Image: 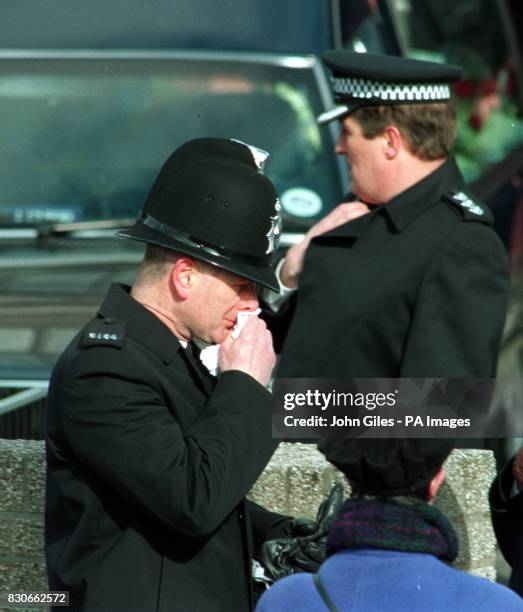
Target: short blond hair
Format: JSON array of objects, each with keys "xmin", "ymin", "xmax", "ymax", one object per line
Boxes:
[{"xmin": 134, "ymin": 244, "xmax": 216, "ymax": 287}]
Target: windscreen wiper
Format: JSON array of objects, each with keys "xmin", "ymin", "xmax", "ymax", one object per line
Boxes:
[
  {"xmin": 36, "ymin": 218, "xmax": 136, "ymax": 238},
  {"xmin": 0, "ymin": 218, "xmax": 136, "ymax": 240}
]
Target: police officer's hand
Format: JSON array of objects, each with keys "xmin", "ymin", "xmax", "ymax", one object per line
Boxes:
[
  {"xmin": 219, "ymin": 316, "xmax": 276, "ymax": 386},
  {"xmin": 279, "ymin": 201, "xmax": 369, "ymax": 288}
]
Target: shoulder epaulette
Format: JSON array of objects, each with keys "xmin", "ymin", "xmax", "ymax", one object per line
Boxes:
[
  {"xmin": 81, "ymin": 317, "xmax": 126, "ymax": 349},
  {"xmin": 443, "ymin": 190, "xmax": 493, "ymax": 224}
]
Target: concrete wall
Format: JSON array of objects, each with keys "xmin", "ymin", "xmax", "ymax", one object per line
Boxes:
[
  {"xmin": 0, "ymin": 440, "xmax": 46, "ymax": 598},
  {"xmin": 0, "ymin": 440, "xmax": 497, "ymax": 603}
]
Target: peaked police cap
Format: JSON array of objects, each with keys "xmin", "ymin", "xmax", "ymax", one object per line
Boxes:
[
  {"xmin": 117, "ymin": 138, "xmax": 281, "ymax": 291},
  {"xmin": 318, "ymin": 50, "xmax": 463, "ymax": 125}
]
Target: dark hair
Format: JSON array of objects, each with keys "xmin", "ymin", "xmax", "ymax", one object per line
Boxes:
[
  {"xmin": 349, "ymin": 486, "xmax": 429, "ymax": 502},
  {"xmin": 351, "ymin": 100, "xmax": 457, "ymax": 160},
  {"xmin": 318, "ymin": 437, "xmax": 453, "ymax": 498}
]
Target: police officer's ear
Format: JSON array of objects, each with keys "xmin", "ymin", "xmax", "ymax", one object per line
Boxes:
[
  {"xmin": 382, "ymin": 125, "xmax": 402, "ymax": 160},
  {"xmin": 170, "ymin": 257, "xmax": 200, "ymax": 300}
]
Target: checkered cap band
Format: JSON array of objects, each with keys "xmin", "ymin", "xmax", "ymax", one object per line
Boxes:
[{"xmin": 332, "ymin": 76, "xmax": 451, "ymax": 102}]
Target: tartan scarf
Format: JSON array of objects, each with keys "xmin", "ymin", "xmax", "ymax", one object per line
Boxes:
[{"xmin": 326, "ymin": 498, "xmax": 458, "ymax": 563}]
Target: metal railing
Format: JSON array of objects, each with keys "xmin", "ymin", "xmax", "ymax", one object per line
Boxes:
[{"xmin": 0, "ymin": 381, "xmax": 48, "ymax": 439}]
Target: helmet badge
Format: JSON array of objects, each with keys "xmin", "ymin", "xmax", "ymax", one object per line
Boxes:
[{"xmin": 266, "ymin": 199, "xmax": 282, "ymax": 254}]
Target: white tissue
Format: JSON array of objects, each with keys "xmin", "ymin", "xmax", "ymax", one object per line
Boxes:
[
  {"xmin": 230, "ymin": 308, "xmax": 261, "ymax": 339},
  {"xmin": 199, "ymin": 309, "xmax": 261, "ymax": 376}
]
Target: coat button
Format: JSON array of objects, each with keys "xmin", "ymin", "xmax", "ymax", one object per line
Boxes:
[{"xmin": 104, "ymin": 318, "xmax": 116, "ymax": 325}]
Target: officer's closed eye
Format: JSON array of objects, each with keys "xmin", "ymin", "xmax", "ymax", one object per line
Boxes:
[
  {"xmin": 236, "ymin": 282, "xmax": 254, "ymax": 292},
  {"xmin": 234, "ymin": 282, "xmax": 257, "ymax": 298}
]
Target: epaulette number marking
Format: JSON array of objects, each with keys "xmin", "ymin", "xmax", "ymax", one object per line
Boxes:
[
  {"xmin": 81, "ymin": 319, "xmax": 125, "ymax": 349},
  {"xmin": 88, "ymin": 332, "xmax": 119, "ymax": 341}
]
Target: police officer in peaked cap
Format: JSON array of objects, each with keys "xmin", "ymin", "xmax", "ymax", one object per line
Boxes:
[
  {"xmin": 45, "ymin": 138, "xmax": 308, "ymax": 612},
  {"xmin": 266, "ymin": 51, "xmax": 509, "ymax": 385}
]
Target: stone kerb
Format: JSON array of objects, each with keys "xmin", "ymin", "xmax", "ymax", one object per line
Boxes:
[{"xmin": 0, "ymin": 440, "xmax": 497, "ymax": 603}]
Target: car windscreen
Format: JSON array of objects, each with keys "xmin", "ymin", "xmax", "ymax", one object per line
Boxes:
[{"xmin": 0, "ymin": 52, "xmax": 342, "ymax": 232}]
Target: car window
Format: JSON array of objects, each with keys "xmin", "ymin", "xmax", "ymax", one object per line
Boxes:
[
  {"xmin": 0, "ymin": 53, "xmax": 342, "ymax": 232},
  {"xmin": 390, "ymin": 0, "xmax": 523, "ymax": 183}
]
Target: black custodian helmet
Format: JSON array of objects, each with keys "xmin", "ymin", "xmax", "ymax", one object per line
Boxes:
[{"xmin": 117, "ymin": 138, "xmax": 282, "ymax": 291}]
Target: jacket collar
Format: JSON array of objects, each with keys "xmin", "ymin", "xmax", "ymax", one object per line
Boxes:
[
  {"xmin": 318, "ymin": 156, "xmax": 464, "ymax": 239},
  {"xmin": 380, "ymin": 156, "xmax": 464, "ymax": 232},
  {"xmin": 318, "ymin": 208, "xmax": 377, "ymax": 240},
  {"xmin": 98, "ymin": 283, "xmax": 182, "ymax": 365}
]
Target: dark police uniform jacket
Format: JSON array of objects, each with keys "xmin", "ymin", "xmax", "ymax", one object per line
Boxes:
[
  {"xmin": 274, "ymin": 157, "xmax": 509, "ymax": 379},
  {"xmin": 45, "ymin": 283, "xmax": 282, "ymax": 612},
  {"xmin": 490, "ymin": 456, "xmax": 523, "ymax": 597}
]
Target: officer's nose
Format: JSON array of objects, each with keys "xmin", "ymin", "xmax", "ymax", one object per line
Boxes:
[{"xmin": 335, "ymin": 131, "xmax": 346, "ymax": 155}]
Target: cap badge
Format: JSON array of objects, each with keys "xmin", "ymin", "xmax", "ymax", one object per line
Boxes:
[
  {"xmin": 452, "ymin": 191, "xmax": 484, "ymax": 216},
  {"xmin": 266, "ymin": 199, "xmax": 282, "ymax": 254}
]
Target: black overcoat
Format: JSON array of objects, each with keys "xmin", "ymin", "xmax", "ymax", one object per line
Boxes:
[
  {"xmin": 45, "ymin": 284, "xmax": 281, "ymax": 612},
  {"xmin": 275, "ymin": 157, "xmax": 509, "ymax": 379},
  {"xmin": 490, "ymin": 456, "xmax": 523, "ymax": 597}
]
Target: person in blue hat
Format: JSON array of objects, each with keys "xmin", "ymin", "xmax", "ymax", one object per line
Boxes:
[
  {"xmin": 256, "ymin": 437, "xmax": 523, "ymax": 611},
  {"xmin": 266, "ymin": 51, "xmax": 509, "ymax": 384},
  {"xmin": 45, "ymin": 138, "xmax": 310, "ymax": 612}
]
